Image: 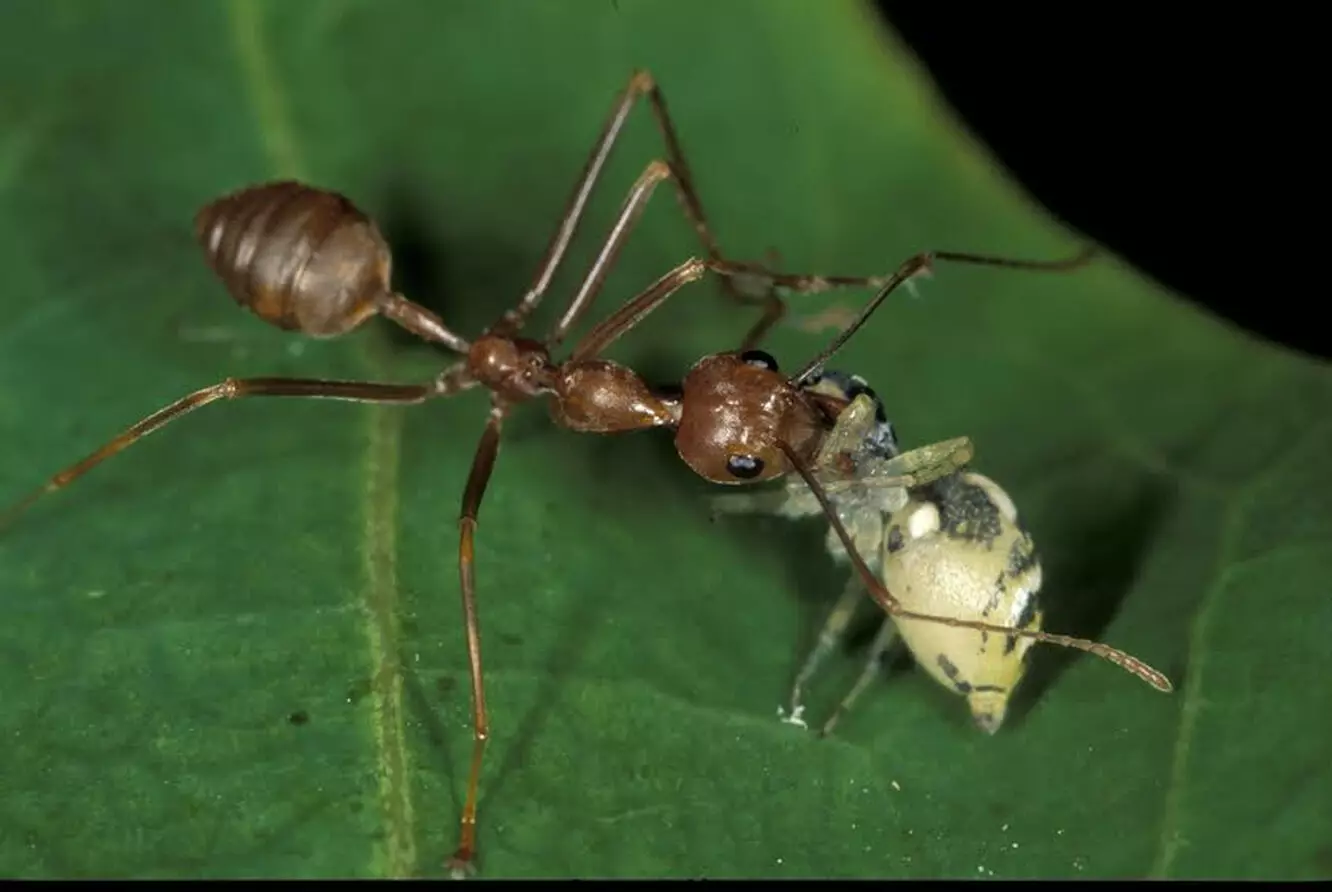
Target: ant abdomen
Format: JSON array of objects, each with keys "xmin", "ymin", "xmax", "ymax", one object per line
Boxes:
[{"xmin": 194, "ymin": 181, "xmax": 392, "ymax": 338}]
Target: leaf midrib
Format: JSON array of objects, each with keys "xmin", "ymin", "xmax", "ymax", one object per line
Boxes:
[{"xmin": 227, "ymin": 0, "xmax": 415, "ymax": 877}]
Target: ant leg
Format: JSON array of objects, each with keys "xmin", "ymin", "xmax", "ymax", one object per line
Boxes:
[
  {"xmin": 776, "ymin": 440, "xmax": 1174, "ymax": 693},
  {"xmin": 446, "ymin": 404, "xmax": 505, "ymax": 879},
  {"xmin": 789, "ymin": 246, "xmax": 1097, "ymax": 385},
  {"xmin": 630, "ymin": 72, "xmax": 783, "ymax": 317},
  {"xmin": 0, "ymin": 378, "xmax": 440, "ymax": 531},
  {"xmin": 820, "ymin": 620, "xmax": 902, "ymax": 738},
  {"xmin": 710, "ymin": 260, "xmax": 896, "ymax": 352},
  {"xmin": 501, "ymin": 70, "xmax": 734, "ymax": 335},
  {"xmin": 783, "ymin": 577, "xmax": 863, "ymax": 729},
  {"xmin": 543, "ymin": 153, "xmax": 764, "ymax": 352},
  {"xmin": 712, "ymin": 243, "xmax": 1098, "ymax": 353},
  {"xmin": 545, "ymin": 159, "xmax": 674, "ymax": 348},
  {"xmin": 567, "ymin": 256, "xmax": 708, "ymax": 362}
]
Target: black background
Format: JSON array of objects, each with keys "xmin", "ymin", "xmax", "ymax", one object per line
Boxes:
[{"xmin": 873, "ymin": 5, "xmax": 1321, "ymax": 361}]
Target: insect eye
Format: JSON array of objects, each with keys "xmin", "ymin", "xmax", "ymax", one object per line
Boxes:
[
  {"xmin": 739, "ymin": 349, "xmax": 778, "ymax": 372},
  {"xmin": 726, "ymin": 454, "xmax": 765, "ymax": 479}
]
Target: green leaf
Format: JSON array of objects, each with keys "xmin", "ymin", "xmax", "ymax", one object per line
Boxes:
[{"xmin": 1, "ymin": 0, "xmax": 1327, "ymax": 880}]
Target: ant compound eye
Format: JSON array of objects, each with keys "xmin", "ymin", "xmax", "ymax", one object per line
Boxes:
[
  {"xmin": 739, "ymin": 349, "xmax": 779, "ymax": 372},
  {"xmin": 726, "ymin": 454, "xmax": 765, "ymax": 479}
]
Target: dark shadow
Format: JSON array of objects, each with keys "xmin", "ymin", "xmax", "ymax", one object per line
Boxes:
[
  {"xmin": 1002, "ymin": 469, "xmax": 1177, "ymax": 727},
  {"xmin": 476, "ymin": 550, "xmax": 611, "ymax": 835},
  {"xmin": 373, "ymin": 182, "xmax": 538, "ymax": 354},
  {"xmin": 400, "ymin": 659, "xmax": 459, "ymax": 808},
  {"xmin": 705, "ymin": 490, "xmax": 857, "ymax": 702}
]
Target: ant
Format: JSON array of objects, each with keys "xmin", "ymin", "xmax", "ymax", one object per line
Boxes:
[{"xmin": 0, "ymin": 71, "xmax": 1172, "ymax": 877}]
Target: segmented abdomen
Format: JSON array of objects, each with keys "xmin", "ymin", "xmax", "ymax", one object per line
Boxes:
[{"xmin": 194, "ymin": 180, "xmax": 391, "ymax": 337}]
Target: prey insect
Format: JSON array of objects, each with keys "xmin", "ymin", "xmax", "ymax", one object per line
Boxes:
[
  {"xmin": 714, "ymin": 372, "xmax": 1052, "ymax": 736},
  {"xmin": 1, "ymin": 71, "xmax": 1172, "ymax": 877}
]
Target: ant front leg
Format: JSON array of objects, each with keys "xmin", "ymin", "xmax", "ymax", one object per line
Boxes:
[{"xmin": 1, "ymin": 377, "xmax": 444, "ymax": 530}]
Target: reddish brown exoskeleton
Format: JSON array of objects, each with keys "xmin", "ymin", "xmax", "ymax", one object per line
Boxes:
[{"xmin": 1, "ymin": 70, "xmax": 1172, "ymax": 877}]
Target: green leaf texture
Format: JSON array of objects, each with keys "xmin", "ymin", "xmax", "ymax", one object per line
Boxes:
[{"xmin": 0, "ymin": 0, "xmax": 1327, "ymax": 880}]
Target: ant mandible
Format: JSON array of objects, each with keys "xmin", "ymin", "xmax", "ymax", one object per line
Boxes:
[{"xmin": 1, "ymin": 70, "xmax": 1171, "ymax": 877}]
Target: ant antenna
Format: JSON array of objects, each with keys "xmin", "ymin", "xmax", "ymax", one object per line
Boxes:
[
  {"xmin": 776, "ymin": 440, "xmax": 1174, "ymax": 693},
  {"xmin": 791, "ymin": 245, "xmax": 1099, "ymax": 386}
]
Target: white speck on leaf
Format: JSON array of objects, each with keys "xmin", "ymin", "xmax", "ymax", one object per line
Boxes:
[{"xmin": 891, "ymin": 780, "xmax": 901, "ymax": 791}]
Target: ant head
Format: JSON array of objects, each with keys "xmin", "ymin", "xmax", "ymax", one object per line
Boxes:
[{"xmin": 674, "ymin": 349, "xmax": 825, "ymax": 484}]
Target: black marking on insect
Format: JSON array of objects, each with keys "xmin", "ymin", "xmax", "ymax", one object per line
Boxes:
[
  {"xmin": 1006, "ymin": 536, "xmax": 1039, "ymax": 578},
  {"xmin": 924, "ymin": 474, "xmax": 1004, "ymax": 548},
  {"xmin": 804, "ymin": 368, "xmax": 898, "ymax": 458},
  {"xmin": 937, "ymin": 653, "xmax": 973, "ymax": 693},
  {"xmin": 1004, "ymin": 590, "xmax": 1043, "ymax": 655},
  {"xmin": 886, "ymin": 524, "xmax": 905, "ymax": 554},
  {"xmin": 986, "ymin": 572, "xmax": 1008, "ymax": 617}
]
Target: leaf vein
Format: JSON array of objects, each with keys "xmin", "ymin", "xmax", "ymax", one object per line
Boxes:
[
  {"xmin": 226, "ymin": 0, "xmax": 415, "ymax": 876},
  {"xmin": 1151, "ymin": 491, "xmax": 1243, "ymax": 877}
]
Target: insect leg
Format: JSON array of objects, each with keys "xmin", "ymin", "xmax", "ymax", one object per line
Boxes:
[
  {"xmin": 501, "ymin": 70, "xmax": 735, "ymax": 334},
  {"xmin": 784, "ymin": 576, "xmax": 864, "ymax": 728},
  {"xmin": 0, "ymin": 377, "xmax": 437, "ymax": 531},
  {"xmin": 820, "ymin": 619, "xmax": 902, "ymax": 738},
  {"xmin": 708, "ymin": 487, "xmax": 802, "ymax": 519},
  {"xmin": 544, "ymin": 159, "xmax": 678, "ymax": 348},
  {"xmin": 567, "ymin": 256, "xmax": 708, "ymax": 362},
  {"xmin": 710, "ymin": 242, "xmax": 1096, "ymax": 353},
  {"xmin": 791, "ymin": 246, "xmax": 1097, "ymax": 384},
  {"xmin": 447, "ymin": 404, "xmax": 505, "ymax": 878}
]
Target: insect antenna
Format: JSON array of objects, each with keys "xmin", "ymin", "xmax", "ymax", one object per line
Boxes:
[{"xmin": 776, "ymin": 440, "xmax": 1173, "ymax": 693}]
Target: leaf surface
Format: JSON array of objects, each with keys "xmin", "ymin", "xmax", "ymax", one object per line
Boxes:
[{"xmin": 0, "ymin": 0, "xmax": 1327, "ymax": 879}]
